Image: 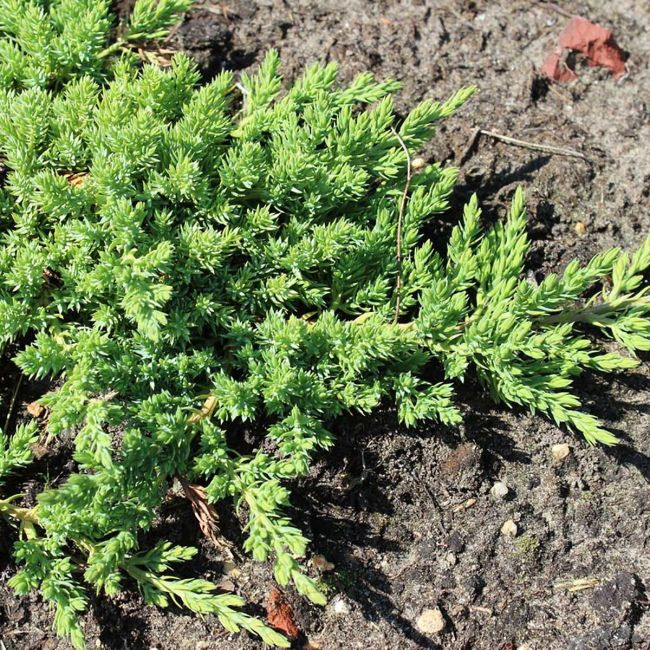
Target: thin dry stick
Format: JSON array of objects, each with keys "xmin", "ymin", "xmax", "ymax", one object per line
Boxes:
[
  {"xmin": 390, "ymin": 128, "xmax": 412, "ymax": 324},
  {"xmin": 3, "ymin": 375, "xmax": 23, "ymax": 434},
  {"xmin": 533, "ymin": 0, "xmax": 574, "ymax": 19},
  {"xmin": 479, "ymin": 129, "xmax": 589, "ymax": 161}
]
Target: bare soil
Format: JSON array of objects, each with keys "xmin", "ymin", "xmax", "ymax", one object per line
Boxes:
[{"xmin": 2, "ymin": 1, "xmax": 650, "ymax": 649}]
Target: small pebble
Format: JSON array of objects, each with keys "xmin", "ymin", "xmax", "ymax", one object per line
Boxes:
[
  {"xmin": 416, "ymin": 607, "xmax": 446, "ymax": 635},
  {"xmin": 501, "ymin": 519, "xmax": 518, "ymax": 538},
  {"xmin": 574, "ymin": 221, "xmax": 587, "ymax": 236},
  {"xmin": 332, "ymin": 597, "xmax": 351, "ymax": 616},
  {"xmin": 195, "ymin": 643, "xmax": 211, "ymax": 650},
  {"xmin": 552, "ymin": 443, "xmax": 571, "ymax": 462},
  {"xmin": 490, "ymin": 481, "xmax": 509, "ymax": 499},
  {"xmin": 445, "ymin": 552, "xmax": 457, "ymax": 566},
  {"xmin": 411, "ymin": 156, "xmax": 427, "ymax": 170}
]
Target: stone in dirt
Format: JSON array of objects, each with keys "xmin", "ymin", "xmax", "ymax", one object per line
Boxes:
[
  {"xmin": 551, "ymin": 443, "xmax": 571, "ymax": 462},
  {"xmin": 332, "ymin": 597, "xmax": 351, "ymax": 616},
  {"xmin": 416, "ymin": 607, "xmax": 446, "ymax": 636},
  {"xmin": 501, "ymin": 519, "xmax": 518, "ymax": 537},
  {"xmin": 490, "ymin": 481, "xmax": 509, "ymax": 499},
  {"xmin": 445, "ymin": 552, "xmax": 457, "ymax": 566}
]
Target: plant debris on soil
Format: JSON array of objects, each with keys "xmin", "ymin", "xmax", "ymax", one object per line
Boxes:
[{"xmin": 2, "ymin": 1, "xmax": 650, "ymax": 649}]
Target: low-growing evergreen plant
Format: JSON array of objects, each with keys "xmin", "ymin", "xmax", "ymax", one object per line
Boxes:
[{"xmin": 0, "ymin": 0, "xmax": 649, "ymax": 647}]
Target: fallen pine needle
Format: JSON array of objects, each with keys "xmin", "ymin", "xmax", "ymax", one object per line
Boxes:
[
  {"xmin": 479, "ymin": 129, "xmax": 589, "ymax": 161},
  {"xmin": 554, "ymin": 577, "xmax": 601, "ymax": 592},
  {"xmin": 451, "ymin": 497, "xmax": 478, "ymax": 512},
  {"xmin": 533, "ymin": 0, "xmax": 574, "ymax": 19}
]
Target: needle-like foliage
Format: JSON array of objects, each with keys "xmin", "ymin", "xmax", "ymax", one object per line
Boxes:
[{"xmin": 1, "ymin": 1, "xmax": 649, "ymax": 647}]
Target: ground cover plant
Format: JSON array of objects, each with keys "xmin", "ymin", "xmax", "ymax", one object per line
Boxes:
[{"xmin": 0, "ymin": 1, "xmax": 649, "ymax": 648}]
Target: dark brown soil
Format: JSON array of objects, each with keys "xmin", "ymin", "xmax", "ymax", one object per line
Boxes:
[{"xmin": 2, "ymin": 1, "xmax": 650, "ymax": 649}]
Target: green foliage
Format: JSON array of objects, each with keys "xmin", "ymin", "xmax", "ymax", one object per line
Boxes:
[
  {"xmin": 0, "ymin": 421, "xmax": 38, "ymax": 481},
  {"xmin": 125, "ymin": 0, "xmax": 193, "ymax": 42},
  {"xmin": 0, "ymin": 1, "xmax": 649, "ymax": 647},
  {"xmin": 123, "ymin": 542, "xmax": 291, "ymax": 647}
]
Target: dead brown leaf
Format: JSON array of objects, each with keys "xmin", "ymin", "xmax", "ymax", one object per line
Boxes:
[
  {"xmin": 311, "ymin": 554, "xmax": 335, "ymax": 572},
  {"xmin": 64, "ymin": 172, "xmax": 88, "ymax": 187},
  {"xmin": 266, "ymin": 588, "xmax": 300, "ymax": 640},
  {"xmin": 188, "ymin": 395, "xmax": 217, "ymax": 424},
  {"xmin": 31, "ymin": 443, "xmax": 49, "ymax": 460},
  {"xmin": 26, "ymin": 401, "xmax": 45, "ymax": 418},
  {"xmin": 180, "ymin": 479, "xmax": 234, "ymax": 558}
]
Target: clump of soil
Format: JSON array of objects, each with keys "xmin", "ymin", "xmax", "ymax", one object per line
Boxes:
[{"xmin": 2, "ymin": 1, "xmax": 650, "ymax": 648}]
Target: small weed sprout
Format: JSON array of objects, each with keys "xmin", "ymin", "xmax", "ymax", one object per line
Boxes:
[{"xmin": 513, "ymin": 534, "xmax": 541, "ymax": 559}]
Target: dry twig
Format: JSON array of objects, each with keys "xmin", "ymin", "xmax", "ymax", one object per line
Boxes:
[
  {"xmin": 3, "ymin": 375, "xmax": 23, "ymax": 434},
  {"xmin": 533, "ymin": 0, "xmax": 574, "ymax": 19},
  {"xmin": 479, "ymin": 129, "xmax": 589, "ymax": 161},
  {"xmin": 459, "ymin": 127, "xmax": 481, "ymax": 165},
  {"xmin": 390, "ymin": 128, "xmax": 413, "ymax": 324}
]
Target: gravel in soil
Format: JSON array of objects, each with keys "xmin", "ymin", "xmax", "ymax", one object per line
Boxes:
[{"xmin": 2, "ymin": 1, "xmax": 650, "ymax": 649}]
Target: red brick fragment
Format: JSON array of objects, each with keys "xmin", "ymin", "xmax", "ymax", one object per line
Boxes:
[{"xmin": 541, "ymin": 16, "xmax": 626, "ymax": 82}]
